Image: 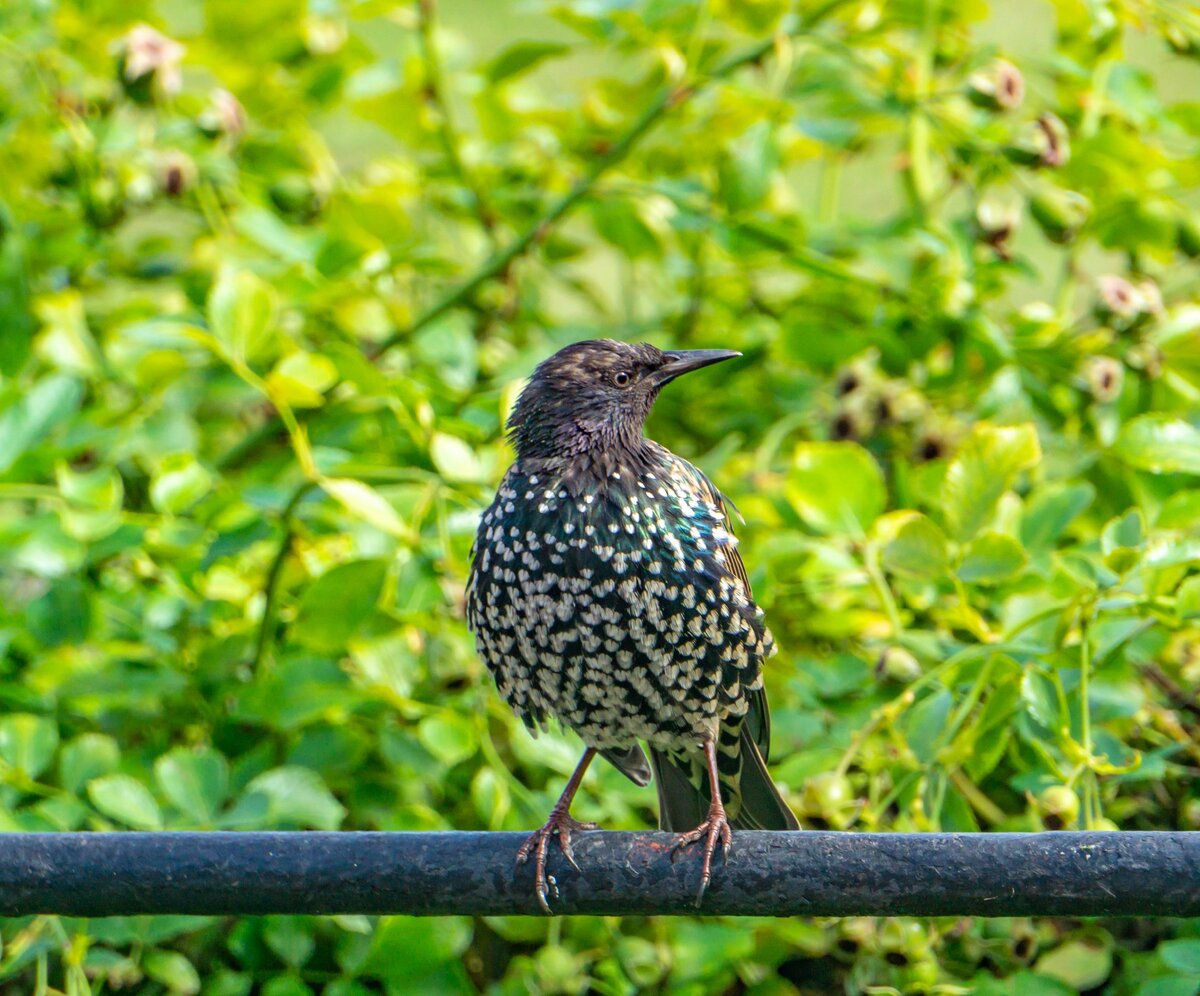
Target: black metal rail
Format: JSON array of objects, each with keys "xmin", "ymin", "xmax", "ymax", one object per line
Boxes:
[{"xmin": 0, "ymin": 831, "xmax": 1195, "ymax": 917}]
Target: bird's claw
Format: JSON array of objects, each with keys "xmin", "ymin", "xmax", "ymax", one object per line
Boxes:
[
  {"xmin": 516, "ymin": 810, "xmax": 601, "ymax": 914},
  {"xmin": 671, "ymin": 803, "xmax": 733, "ymax": 907}
]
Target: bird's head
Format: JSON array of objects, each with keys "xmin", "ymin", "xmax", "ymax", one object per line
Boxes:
[{"xmin": 507, "ymin": 339, "xmax": 740, "ymax": 460}]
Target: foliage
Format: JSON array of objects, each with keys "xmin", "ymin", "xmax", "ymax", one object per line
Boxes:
[{"xmin": 1, "ymin": 0, "xmax": 1200, "ymax": 992}]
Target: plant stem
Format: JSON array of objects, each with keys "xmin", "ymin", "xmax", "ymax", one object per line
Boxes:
[
  {"xmin": 416, "ymin": 0, "xmax": 498, "ymax": 246},
  {"xmin": 864, "ymin": 542, "xmax": 904, "ymax": 636},
  {"xmin": 904, "ymin": 0, "xmax": 938, "ymax": 220},
  {"xmin": 949, "ymin": 768, "xmax": 1007, "ymax": 826},
  {"xmin": 373, "ymin": 0, "xmax": 854, "ymax": 358},
  {"xmin": 1055, "ymin": 247, "xmax": 1078, "ymax": 324},
  {"xmin": 253, "ymin": 481, "xmax": 319, "ymax": 671},
  {"xmin": 1080, "ymin": 616, "xmax": 1092, "ymax": 762}
]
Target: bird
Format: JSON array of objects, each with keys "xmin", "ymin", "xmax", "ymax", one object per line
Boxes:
[{"xmin": 465, "ymin": 339, "xmax": 798, "ymax": 912}]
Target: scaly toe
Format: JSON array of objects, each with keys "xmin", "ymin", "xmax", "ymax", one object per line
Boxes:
[{"xmin": 517, "ymin": 813, "xmax": 602, "ymax": 913}]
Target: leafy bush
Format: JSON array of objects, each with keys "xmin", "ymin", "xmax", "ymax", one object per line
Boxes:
[{"xmin": 1, "ymin": 0, "xmax": 1200, "ymax": 992}]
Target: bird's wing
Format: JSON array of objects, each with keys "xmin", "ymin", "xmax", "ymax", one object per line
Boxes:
[{"xmin": 669, "ymin": 454, "xmax": 774, "ymax": 762}]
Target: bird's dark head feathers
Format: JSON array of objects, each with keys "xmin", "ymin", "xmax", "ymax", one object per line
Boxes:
[{"xmin": 508, "ymin": 339, "xmax": 739, "ymax": 462}]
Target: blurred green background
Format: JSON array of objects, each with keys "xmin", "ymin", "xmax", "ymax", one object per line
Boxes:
[{"xmin": 2, "ymin": 0, "xmax": 1200, "ymax": 992}]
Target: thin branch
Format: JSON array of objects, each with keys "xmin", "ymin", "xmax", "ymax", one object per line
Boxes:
[
  {"xmin": 1141, "ymin": 662, "xmax": 1200, "ymax": 721},
  {"xmin": 373, "ymin": 0, "xmax": 855, "ymax": 358},
  {"xmin": 253, "ymin": 481, "xmax": 319, "ymax": 670}
]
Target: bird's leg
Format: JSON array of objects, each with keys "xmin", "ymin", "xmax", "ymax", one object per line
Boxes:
[
  {"xmin": 670, "ymin": 737, "xmax": 733, "ymax": 907},
  {"xmin": 516, "ymin": 747, "xmax": 601, "ymax": 913}
]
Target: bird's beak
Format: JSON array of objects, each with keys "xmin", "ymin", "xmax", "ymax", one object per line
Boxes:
[{"xmin": 654, "ymin": 349, "xmax": 742, "ymax": 385}]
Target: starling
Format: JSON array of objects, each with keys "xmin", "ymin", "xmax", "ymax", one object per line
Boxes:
[{"xmin": 466, "ymin": 339, "xmax": 798, "ymax": 912}]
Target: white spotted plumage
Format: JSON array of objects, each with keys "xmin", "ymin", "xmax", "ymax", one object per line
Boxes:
[{"xmin": 466, "ymin": 444, "xmax": 770, "ymax": 753}]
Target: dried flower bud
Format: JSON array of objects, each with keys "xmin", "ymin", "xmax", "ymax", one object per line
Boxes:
[
  {"xmin": 1084, "ymin": 355, "xmax": 1124, "ymax": 403},
  {"xmin": 1030, "ymin": 187, "xmax": 1091, "ymax": 244},
  {"xmin": 876, "ymin": 646, "xmax": 922, "ymax": 683},
  {"xmin": 916, "ymin": 432, "xmax": 946, "ymax": 462},
  {"xmin": 159, "ymin": 152, "xmax": 196, "ymax": 197},
  {"xmin": 1007, "ymin": 113, "xmax": 1070, "ymax": 169},
  {"xmin": 830, "ymin": 409, "xmax": 860, "ymax": 441},
  {"xmin": 835, "ymin": 369, "xmax": 861, "ymax": 396},
  {"xmin": 200, "ymin": 88, "xmax": 246, "ymax": 137},
  {"xmin": 1036, "ymin": 785, "xmax": 1079, "ymax": 830},
  {"xmin": 1095, "ymin": 274, "xmax": 1144, "ymax": 323},
  {"xmin": 117, "ymin": 24, "xmax": 185, "ymax": 99},
  {"xmin": 1136, "ymin": 279, "xmax": 1164, "ymax": 317},
  {"xmin": 976, "ymin": 193, "xmax": 1021, "ymax": 255},
  {"xmin": 1036, "ymin": 113, "xmax": 1069, "ymax": 167},
  {"xmin": 1125, "ymin": 342, "xmax": 1163, "ymax": 379},
  {"xmin": 968, "ymin": 59, "xmax": 1025, "ymax": 111}
]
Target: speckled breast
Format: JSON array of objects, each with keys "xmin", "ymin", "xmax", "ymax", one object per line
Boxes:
[{"xmin": 466, "ymin": 458, "xmax": 772, "ymax": 751}]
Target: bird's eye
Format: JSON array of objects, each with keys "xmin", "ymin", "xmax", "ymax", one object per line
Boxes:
[{"xmin": 612, "ymin": 371, "xmax": 632, "ymax": 387}]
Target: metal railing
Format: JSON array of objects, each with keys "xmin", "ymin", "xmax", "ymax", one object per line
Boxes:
[{"xmin": 0, "ymin": 831, "xmax": 1196, "ymax": 917}]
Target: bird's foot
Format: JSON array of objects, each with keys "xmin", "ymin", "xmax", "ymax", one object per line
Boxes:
[
  {"xmin": 671, "ymin": 800, "xmax": 732, "ymax": 907},
  {"xmin": 516, "ymin": 808, "xmax": 601, "ymax": 914}
]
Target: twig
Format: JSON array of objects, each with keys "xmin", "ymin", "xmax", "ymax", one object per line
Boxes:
[
  {"xmin": 1141, "ymin": 662, "xmax": 1200, "ymax": 721},
  {"xmin": 253, "ymin": 481, "xmax": 319, "ymax": 671},
  {"xmin": 372, "ymin": 0, "xmax": 855, "ymax": 358}
]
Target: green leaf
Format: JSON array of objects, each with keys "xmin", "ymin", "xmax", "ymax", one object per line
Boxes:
[
  {"xmin": 143, "ymin": 949, "xmax": 201, "ymax": 995},
  {"xmin": 902, "ymin": 689, "xmax": 952, "ymax": 764},
  {"xmin": 958, "ymin": 531, "xmax": 1028, "ymax": 584},
  {"xmin": 1177, "ymin": 576, "xmax": 1200, "ymax": 618},
  {"xmin": 718, "ymin": 121, "xmax": 779, "ymax": 213},
  {"xmin": 292, "ymin": 559, "xmax": 388, "ymax": 653},
  {"xmin": 942, "ymin": 423, "xmax": 1041, "ymax": 540},
  {"xmin": 1113, "ymin": 415, "xmax": 1200, "ymax": 474},
  {"xmin": 56, "ymin": 461, "xmax": 124, "ymax": 541},
  {"xmin": 1157, "ymin": 490, "xmax": 1200, "ymax": 529},
  {"xmin": 880, "ymin": 512, "xmax": 950, "ymax": 580},
  {"xmin": 0, "ymin": 713, "xmax": 59, "ymax": 780},
  {"xmin": 1021, "ymin": 668, "xmax": 1064, "ymax": 734},
  {"xmin": 418, "ymin": 714, "xmax": 479, "ymax": 766},
  {"xmin": 470, "ymin": 768, "xmax": 509, "ymax": 828},
  {"xmin": 150, "ymin": 453, "xmax": 213, "ymax": 514},
  {"xmin": 245, "ymin": 766, "xmax": 346, "ymax": 830},
  {"xmin": 1021, "ymin": 482, "xmax": 1094, "ymax": 551},
  {"xmin": 60, "ymin": 734, "xmax": 120, "ymax": 795},
  {"xmin": 430, "ymin": 433, "xmax": 485, "ymax": 483},
  {"xmin": 267, "ymin": 351, "xmax": 338, "ymax": 408},
  {"xmin": 1135, "ymin": 979, "xmax": 1200, "ymax": 996},
  {"xmin": 208, "ymin": 268, "xmax": 276, "ymax": 361},
  {"xmin": 364, "ymin": 917, "xmax": 471, "ymax": 982},
  {"xmin": 263, "ymin": 916, "xmax": 316, "ymax": 968},
  {"xmin": 0, "ymin": 374, "xmax": 83, "ymax": 473},
  {"xmin": 1101, "ymin": 508, "xmax": 1146, "ymax": 573},
  {"xmin": 88, "ymin": 774, "xmax": 164, "ymax": 830},
  {"xmin": 1035, "ymin": 937, "xmax": 1113, "ymax": 990},
  {"xmin": 26, "ymin": 576, "xmax": 91, "ymax": 647},
  {"xmin": 590, "ymin": 199, "xmax": 662, "ymax": 259},
  {"xmin": 788, "ymin": 442, "xmax": 885, "ymax": 534},
  {"xmin": 154, "ymin": 747, "xmax": 230, "ymax": 823},
  {"xmin": 322, "ymin": 478, "xmax": 407, "ymax": 538},
  {"xmin": 0, "ymin": 209, "xmax": 34, "ymax": 376},
  {"xmin": 1159, "ymin": 938, "xmax": 1200, "ymax": 975},
  {"xmin": 484, "ymin": 41, "xmax": 569, "ymax": 84}
]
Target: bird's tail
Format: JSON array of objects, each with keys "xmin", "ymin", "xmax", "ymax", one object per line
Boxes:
[{"xmin": 650, "ymin": 723, "xmax": 799, "ymax": 832}]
